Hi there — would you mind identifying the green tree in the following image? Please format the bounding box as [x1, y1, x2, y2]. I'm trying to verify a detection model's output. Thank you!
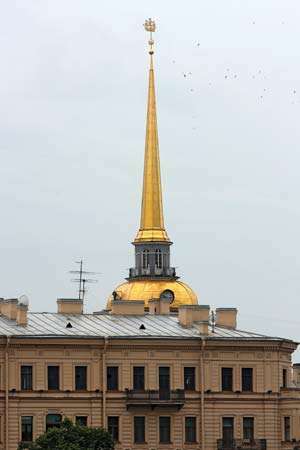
[18, 418, 115, 450]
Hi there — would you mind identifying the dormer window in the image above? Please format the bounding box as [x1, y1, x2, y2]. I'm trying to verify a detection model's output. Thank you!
[155, 249, 162, 268]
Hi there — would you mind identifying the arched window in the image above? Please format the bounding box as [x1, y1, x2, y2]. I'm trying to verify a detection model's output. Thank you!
[142, 250, 149, 269]
[155, 249, 162, 269]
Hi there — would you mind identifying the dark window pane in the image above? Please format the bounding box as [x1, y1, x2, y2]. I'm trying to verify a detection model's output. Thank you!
[242, 368, 253, 392]
[133, 367, 145, 390]
[21, 416, 33, 442]
[159, 416, 171, 443]
[243, 417, 254, 439]
[134, 416, 145, 443]
[185, 417, 196, 443]
[284, 417, 291, 441]
[76, 416, 87, 426]
[184, 367, 195, 391]
[46, 414, 62, 431]
[223, 417, 234, 446]
[48, 366, 59, 390]
[21, 366, 32, 391]
[283, 369, 287, 388]
[75, 366, 87, 390]
[159, 367, 170, 400]
[222, 368, 233, 391]
[107, 366, 118, 390]
[108, 416, 119, 441]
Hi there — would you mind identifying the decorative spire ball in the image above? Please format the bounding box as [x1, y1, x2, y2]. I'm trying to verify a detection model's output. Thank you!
[144, 18, 156, 55]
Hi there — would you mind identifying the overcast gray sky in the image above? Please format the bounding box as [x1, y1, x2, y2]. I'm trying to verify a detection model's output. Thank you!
[1, 1, 300, 357]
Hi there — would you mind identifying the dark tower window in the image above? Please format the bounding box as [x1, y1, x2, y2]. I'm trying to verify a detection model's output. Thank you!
[282, 368, 287, 388]
[155, 249, 162, 268]
[142, 250, 149, 268]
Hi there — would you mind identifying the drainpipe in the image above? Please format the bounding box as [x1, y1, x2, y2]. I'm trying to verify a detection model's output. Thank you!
[102, 337, 108, 429]
[5, 336, 10, 450]
[200, 337, 206, 450]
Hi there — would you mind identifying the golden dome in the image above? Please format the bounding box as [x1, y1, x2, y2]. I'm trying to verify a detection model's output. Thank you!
[107, 280, 198, 310]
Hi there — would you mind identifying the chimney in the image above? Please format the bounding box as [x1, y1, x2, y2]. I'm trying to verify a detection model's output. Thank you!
[178, 305, 210, 334]
[111, 300, 144, 315]
[57, 298, 83, 315]
[1, 299, 18, 320]
[16, 304, 28, 326]
[149, 297, 171, 315]
[215, 308, 237, 329]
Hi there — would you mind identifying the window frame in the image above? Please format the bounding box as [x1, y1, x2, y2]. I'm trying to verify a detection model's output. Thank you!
[76, 416, 88, 427]
[134, 416, 146, 444]
[221, 367, 233, 392]
[20, 365, 33, 391]
[75, 365, 88, 391]
[185, 416, 197, 443]
[21, 415, 33, 443]
[107, 366, 119, 391]
[242, 367, 253, 392]
[133, 366, 145, 391]
[243, 417, 254, 440]
[284, 416, 291, 441]
[159, 416, 171, 444]
[282, 368, 287, 388]
[184, 366, 196, 391]
[46, 414, 62, 431]
[47, 365, 60, 391]
[107, 416, 119, 442]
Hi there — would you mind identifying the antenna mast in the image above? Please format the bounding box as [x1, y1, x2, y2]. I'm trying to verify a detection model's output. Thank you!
[69, 259, 99, 304]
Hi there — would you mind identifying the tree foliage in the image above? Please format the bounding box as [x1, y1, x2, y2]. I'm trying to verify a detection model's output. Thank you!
[18, 418, 115, 450]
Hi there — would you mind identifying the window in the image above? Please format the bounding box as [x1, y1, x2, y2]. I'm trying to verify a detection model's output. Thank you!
[48, 366, 59, 390]
[159, 367, 170, 400]
[184, 367, 195, 391]
[159, 416, 171, 443]
[133, 366, 145, 390]
[107, 366, 118, 390]
[284, 417, 291, 441]
[283, 369, 287, 388]
[222, 417, 234, 445]
[21, 366, 32, 391]
[21, 416, 33, 442]
[222, 368, 233, 391]
[134, 416, 145, 443]
[185, 417, 197, 443]
[75, 366, 87, 390]
[46, 414, 62, 431]
[142, 250, 149, 269]
[242, 368, 253, 392]
[108, 416, 119, 441]
[243, 417, 254, 440]
[76, 416, 88, 426]
[155, 249, 162, 268]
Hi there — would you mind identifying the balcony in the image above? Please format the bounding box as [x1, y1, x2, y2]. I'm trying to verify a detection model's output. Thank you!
[217, 439, 267, 450]
[125, 389, 185, 410]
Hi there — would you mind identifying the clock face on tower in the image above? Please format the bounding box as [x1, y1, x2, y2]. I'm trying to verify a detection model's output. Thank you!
[160, 289, 175, 303]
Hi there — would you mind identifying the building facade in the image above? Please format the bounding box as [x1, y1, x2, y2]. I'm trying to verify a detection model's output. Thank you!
[1, 19, 300, 450]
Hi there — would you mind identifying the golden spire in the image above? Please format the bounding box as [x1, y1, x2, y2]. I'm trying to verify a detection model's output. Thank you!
[134, 19, 170, 243]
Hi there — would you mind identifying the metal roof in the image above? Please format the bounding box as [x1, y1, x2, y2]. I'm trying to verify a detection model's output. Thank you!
[0, 312, 289, 341]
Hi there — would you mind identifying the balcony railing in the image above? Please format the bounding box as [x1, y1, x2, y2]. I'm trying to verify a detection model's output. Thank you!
[217, 439, 267, 450]
[125, 389, 185, 410]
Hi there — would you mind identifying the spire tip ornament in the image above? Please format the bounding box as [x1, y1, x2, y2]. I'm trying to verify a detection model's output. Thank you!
[144, 18, 156, 55]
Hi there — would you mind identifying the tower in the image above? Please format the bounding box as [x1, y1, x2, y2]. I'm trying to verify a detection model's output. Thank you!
[107, 19, 198, 310]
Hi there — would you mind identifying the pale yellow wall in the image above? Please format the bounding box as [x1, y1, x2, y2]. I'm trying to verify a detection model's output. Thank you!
[0, 337, 299, 450]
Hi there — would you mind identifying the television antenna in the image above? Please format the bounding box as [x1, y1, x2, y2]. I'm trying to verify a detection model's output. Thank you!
[69, 259, 99, 303]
